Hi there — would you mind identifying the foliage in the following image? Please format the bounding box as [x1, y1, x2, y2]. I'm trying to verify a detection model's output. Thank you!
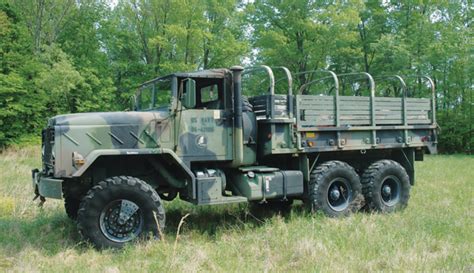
[0, 0, 471, 152]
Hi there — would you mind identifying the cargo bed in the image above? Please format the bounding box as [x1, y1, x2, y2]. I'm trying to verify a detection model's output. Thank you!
[246, 67, 437, 155]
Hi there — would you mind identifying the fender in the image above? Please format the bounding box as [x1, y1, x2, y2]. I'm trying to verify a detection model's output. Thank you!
[72, 148, 197, 199]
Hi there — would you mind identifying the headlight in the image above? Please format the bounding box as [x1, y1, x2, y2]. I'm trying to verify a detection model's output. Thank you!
[72, 152, 85, 168]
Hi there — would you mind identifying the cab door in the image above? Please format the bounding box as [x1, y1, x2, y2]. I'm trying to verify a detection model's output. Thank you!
[177, 78, 233, 162]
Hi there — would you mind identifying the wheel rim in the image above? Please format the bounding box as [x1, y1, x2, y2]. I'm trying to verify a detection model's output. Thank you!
[99, 199, 143, 243]
[326, 178, 353, 212]
[380, 175, 401, 206]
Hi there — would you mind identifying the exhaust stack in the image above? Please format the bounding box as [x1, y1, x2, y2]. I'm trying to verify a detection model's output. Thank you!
[231, 65, 244, 167]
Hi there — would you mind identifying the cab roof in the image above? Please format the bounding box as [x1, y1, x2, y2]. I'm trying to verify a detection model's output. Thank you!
[174, 68, 230, 79]
[140, 68, 230, 88]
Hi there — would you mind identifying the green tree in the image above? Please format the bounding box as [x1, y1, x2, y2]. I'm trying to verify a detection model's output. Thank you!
[0, 4, 44, 146]
[101, 0, 247, 103]
[247, 0, 363, 91]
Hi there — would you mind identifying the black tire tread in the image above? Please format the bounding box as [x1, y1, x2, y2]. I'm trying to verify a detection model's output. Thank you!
[64, 194, 81, 220]
[361, 159, 410, 212]
[77, 176, 165, 249]
[308, 160, 361, 217]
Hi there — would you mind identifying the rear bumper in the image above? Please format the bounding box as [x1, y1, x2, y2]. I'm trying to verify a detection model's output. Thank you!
[32, 169, 63, 199]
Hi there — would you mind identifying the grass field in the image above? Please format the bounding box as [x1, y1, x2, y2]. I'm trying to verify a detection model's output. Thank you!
[0, 146, 472, 272]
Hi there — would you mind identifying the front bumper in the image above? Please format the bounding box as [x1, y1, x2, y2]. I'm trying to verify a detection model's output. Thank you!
[32, 169, 63, 199]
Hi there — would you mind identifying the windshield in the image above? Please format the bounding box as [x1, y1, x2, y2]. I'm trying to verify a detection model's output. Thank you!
[137, 78, 172, 110]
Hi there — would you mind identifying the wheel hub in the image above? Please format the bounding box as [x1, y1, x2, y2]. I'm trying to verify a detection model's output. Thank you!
[326, 179, 352, 212]
[330, 187, 341, 200]
[380, 176, 401, 206]
[100, 199, 143, 243]
[382, 185, 392, 196]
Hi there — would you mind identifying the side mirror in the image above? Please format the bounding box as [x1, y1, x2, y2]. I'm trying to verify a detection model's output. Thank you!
[182, 78, 196, 108]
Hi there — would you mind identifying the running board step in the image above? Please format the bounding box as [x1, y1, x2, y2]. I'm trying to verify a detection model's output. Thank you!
[198, 196, 248, 205]
[196, 176, 248, 205]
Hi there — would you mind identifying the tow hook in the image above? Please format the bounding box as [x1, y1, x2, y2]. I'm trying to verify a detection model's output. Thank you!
[33, 188, 46, 207]
[33, 194, 46, 207]
[31, 168, 46, 207]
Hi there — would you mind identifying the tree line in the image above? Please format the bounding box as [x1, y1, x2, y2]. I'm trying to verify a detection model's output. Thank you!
[0, 0, 472, 153]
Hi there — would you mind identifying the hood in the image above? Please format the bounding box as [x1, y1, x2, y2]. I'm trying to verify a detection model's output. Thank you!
[48, 111, 169, 127]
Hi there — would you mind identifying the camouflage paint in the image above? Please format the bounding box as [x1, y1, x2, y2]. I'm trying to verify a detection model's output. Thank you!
[50, 111, 172, 177]
[177, 109, 232, 161]
[33, 66, 438, 204]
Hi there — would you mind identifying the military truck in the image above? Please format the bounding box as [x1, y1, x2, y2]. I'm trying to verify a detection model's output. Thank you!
[32, 65, 437, 248]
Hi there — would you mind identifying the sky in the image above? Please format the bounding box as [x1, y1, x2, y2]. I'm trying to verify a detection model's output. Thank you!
[107, 0, 118, 9]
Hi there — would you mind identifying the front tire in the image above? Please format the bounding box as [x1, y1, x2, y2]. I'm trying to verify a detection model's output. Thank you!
[77, 176, 165, 249]
[361, 160, 410, 213]
[307, 161, 362, 217]
[64, 195, 81, 220]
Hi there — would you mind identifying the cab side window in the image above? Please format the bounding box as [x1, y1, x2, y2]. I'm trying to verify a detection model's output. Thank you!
[201, 84, 218, 103]
[198, 82, 223, 109]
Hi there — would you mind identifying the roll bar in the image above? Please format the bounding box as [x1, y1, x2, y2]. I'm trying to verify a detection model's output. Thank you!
[295, 71, 376, 146]
[243, 65, 295, 96]
[336, 72, 376, 97]
[272, 66, 293, 95]
[373, 75, 408, 97]
[400, 75, 437, 125]
[243, 65, 275, 95]
[242, 65, 294, 119]
[240, 66, 436, 127]
[295, 70, 340, 95]
[400, 75, 436, 98]
[295, 71, 375, 97]
[373, 75, 409, 141]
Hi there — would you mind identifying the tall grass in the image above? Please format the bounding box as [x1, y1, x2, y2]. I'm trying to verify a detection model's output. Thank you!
[0, 146, 472, 272]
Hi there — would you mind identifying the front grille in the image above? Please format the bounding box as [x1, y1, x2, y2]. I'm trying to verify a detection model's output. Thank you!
[42, 127, 55, 175]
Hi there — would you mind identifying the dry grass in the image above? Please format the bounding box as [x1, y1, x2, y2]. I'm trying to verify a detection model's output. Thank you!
[0, 146, 472, 272]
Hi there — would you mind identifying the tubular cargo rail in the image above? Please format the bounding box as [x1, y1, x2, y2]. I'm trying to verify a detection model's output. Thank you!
[32, 64, 438, 249]
[246, 65, 437, 154]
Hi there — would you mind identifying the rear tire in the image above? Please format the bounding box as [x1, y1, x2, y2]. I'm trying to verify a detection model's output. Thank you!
[361, 160, 410, 213]
[307, 161, 362, 217]
[77, 176, 165, 249]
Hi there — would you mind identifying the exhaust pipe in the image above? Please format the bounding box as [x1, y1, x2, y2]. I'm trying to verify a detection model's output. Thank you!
[231, 65, 244, 167]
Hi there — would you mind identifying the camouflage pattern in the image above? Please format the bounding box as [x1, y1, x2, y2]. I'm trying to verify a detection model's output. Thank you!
[50, 111, 167, 177]
[33, 65, 437, 204]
